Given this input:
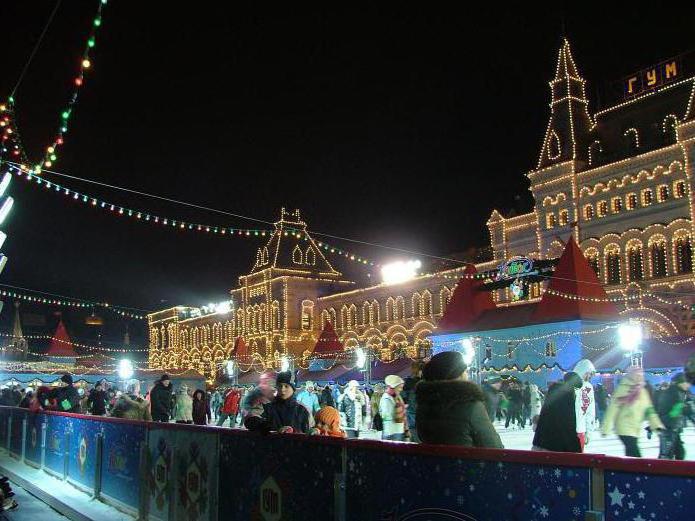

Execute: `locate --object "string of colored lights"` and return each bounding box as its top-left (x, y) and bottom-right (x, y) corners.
top-left (0, 284), bottom-right (148, 320)
top-left (0, 331), bottom-right (148, 354)
top-left (1, 0), bottom-right (108, 173)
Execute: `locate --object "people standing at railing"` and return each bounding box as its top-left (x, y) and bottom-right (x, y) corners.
top-left (217, 386), bottom-right (241, 427)
top-left (416, 351), bottom-right (503, 448)
top-left (87, 382), bottom-right (108, 416)
top-left (656, 373), bottom-right (691, 460)
top-left (573, 359), bottom-right (597, 451)
top-left (245, 371), bottom-right (310, 434)
top-left (296, 381), bottom-right (321, 417)
top-left (48, 374), bottom-right (81, 413)
top-left (310, 406), bottom-right (346, 437)
top-left (601, 366), bottom-right (664, 458)
top-left (380, 375), bottom-right (408, 441)
top-left (111, 383), bottom-right (151, 421)
top-left (150, 374), bottom-right (173, 422)
top-left (533, 372), bottom-right (583, 453)
top-left (320, 384), bottom-right (335, 408)
top-left (192, 389), bottom-right (211, 425)
top-left (339, 380), bottom-right (368, 439)
top-left (173, 385), bottom-right (193, 424)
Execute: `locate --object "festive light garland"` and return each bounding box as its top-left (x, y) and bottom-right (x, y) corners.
top-left (0, 284), bottom-right (147, 320)
top-left (0, 332), bottom-right (148, 354)
top-left (1, 0), bottom-right (108, 173)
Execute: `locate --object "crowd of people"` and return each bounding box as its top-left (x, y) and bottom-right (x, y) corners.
top-left (1, 355), bottom-right (693, 459)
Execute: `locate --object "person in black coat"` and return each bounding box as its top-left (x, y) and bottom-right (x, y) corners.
top-left (150, 374), bottom-right (173, 422)
top-left (245, 371), bottom-right (309, 434)
top-left (87, 382), bottom-right (108, 416)
top-left (533, 372), bottom-right (583, 453)
top-left (49, 374), bottom-right (81, 413)
top-left (657, 373), bottom-right (691, 459)
top-left (320, 385), bottom-right (335, 408)
top-left (192, 389), bottom-right (211, 426)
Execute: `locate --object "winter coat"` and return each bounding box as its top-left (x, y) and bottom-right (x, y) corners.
top-left (602, 385), bottom-right (663, 438)
top-left (173, 391), bottom-right (193, 422)
top-left (528, 385), bottom-right (543, 419)
top-left (150, 382), bottom-right (173, 421)
top-left (595, 385), bottom-right (608, 412)
top-left (221, 389), bottom-right (241, 415)
top-left (482, 384), bottom-right (501, 421)
top-left (87, 389), bottom-right (108, 415)
top-left (320, 388), bottom-right (335, 408)
top-left (111, 395), bottom-right (152, 421)
top-left (370, 391), bottom-right (384, 419)
top-left (192, 391), bottom-right (211, 425)
top-left (575, 381), bottom-right (595, 434)
top-left (379, 392), bottom-right (406, 437)
top-left (402, 377), bottom-right (420, 429)
top-left (533, 382), bottom-right (581, 453)
top-left (296, 390), bottom-right (321, 416)
top-left (657, 384), bottom-right (689, 431)
top-left (416, 380), bottom-right (503, 448)
top-left (247, 397), bottom-right (310, 434)
top-left (339, 391), bottom-right (367, 431)
top-left (49, 385), bottom-right (81, 413)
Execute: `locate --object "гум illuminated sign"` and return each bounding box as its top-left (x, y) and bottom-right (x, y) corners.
top-left (495, 256), bottom-right (534, 281)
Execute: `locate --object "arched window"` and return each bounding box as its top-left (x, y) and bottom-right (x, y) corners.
top-left (361, 302), bottom-right (370, 326)
top-left (626, 193), bottom-right (638, 210)
top-left (262, 247), bottom-right (269, 264)
top-left (586, 248), bottom-right (600, 277)
top-left (412, 293), bottom-right (422, 316)
top-left (329, 308), bottom-right (337, 326)
top-left (292, 245), bottom-right (303, 264)
top-left (650, 240), bottom-right (667, 278)
top-left (305, 247), bottom-right (316, 265)
top-left (340, 306), bottom-right (349, 329)
top-left (611, 197), bottom-right (622, 213)
top-left (597, 201), bottom-right (608, 217)
top-left (657, 185), bottom-right (669, 202)
top-left (624, 128), bottom-right (639, 152)
top-left (371, 300), bottom-right (380, 324)
top-left (440, 288), bottom-right (452, 314)
top-left (548, 131), bottom-right (561, 159)
top-left (321, 310), bottom-right (330, 329)
top-left (273, 301), bottom-right (280, 330)
top-left (559, 209), bottom-right (569, 226)
top-left (675, 235), bottom-right (693, 274)
top-left (301, 300), bottom-right (313, 331)
top-left (663, 115), bottom-right (678, 144)
top-left (605, 246), bottom-right (622, 284)
top-left (259, 304), bottom-right (266, 332)
top-left (642, 189), bottom-right (653, 206)
top-left (386, 297), bottom-right (395, 322)
top-left (422, 291), bottom-right (432, 317)
top-left (626, 242), bottom-right (644, 281)
top-left (395, 296), bottom-right (405, 320)
top-left (349, 304), bottom-right (357, 327)
top-left (588, 141), bottom-right (602, 166)
top-left (546, 213), bottom-right (556, 229)
top-left (583, 205), bottom-right (594, 221)
top-left (674, 181), bottom-right (687, 199)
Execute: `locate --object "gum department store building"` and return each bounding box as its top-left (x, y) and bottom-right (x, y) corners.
top-left (148, 40), bottom-right (695, 380)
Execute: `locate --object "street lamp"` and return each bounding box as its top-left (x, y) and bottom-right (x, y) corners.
top-left (618, 321), bottom-right (643, 367)
top-left (118, 359), bottom-right (134, 380)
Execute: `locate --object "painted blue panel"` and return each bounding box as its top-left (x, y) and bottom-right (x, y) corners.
top-left (0, 408), bottom-right (8, 448)
top-left (100, 421), bottom-right (146, 510)
top-left (9, 409), bottom-right (26, 457)
top-left (146, 429), bottom-right (175, 521)
top-left (24, 413), bottom-right (45, 466)
top-left (346, 448), bottom-right (592, 521)
top-left (172, 429), bottom-right (218, 521)
top-left (44, 414), bottom-right (69, 476)
top-left (604, 470), bottom-right (695, 521)
top-left (218, 433), bottom-right (341, 520)
top-left (66, 418), bottom-right (99, 491)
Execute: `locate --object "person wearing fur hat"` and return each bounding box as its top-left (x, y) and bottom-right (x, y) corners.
top-left (245, 371), bottom-right (310, 434)
top-left (338, 380), bottom-right (367, 438)
top-left (48, 374), bottom-right (81, 413)
top-left (173, 385), bottom-right (193, 424)
top-left (150, 374), bottom-right (173, 422)
top-left (311, 406), bottom-right (346, 437)
top-left (601, 366), bottom-right (664, 457)
top-left (416, 352), bottom-right (502, 448)
top-left (379, 375), bottom-right (408, 441)
top-left (572, 359), bottom-right (597, 450)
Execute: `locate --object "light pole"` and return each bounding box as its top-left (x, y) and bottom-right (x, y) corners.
top-left (618, 321), bottom-right (643, 368)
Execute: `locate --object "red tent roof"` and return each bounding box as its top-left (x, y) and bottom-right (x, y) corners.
top-left (312, 322), bottom-right (344, 356)
top-left (46, 320), bottom-right (78, 357)
top-left (233, 337), bottom-right (248, 359)
top-left (531, 235), bottom-right (618, 322)
top-left (437, 265), bottom-right (496, 333)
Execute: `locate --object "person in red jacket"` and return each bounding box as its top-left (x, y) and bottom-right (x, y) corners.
top-left (217, 387), bottom-right (241, 427)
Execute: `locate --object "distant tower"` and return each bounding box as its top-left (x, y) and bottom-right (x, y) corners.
top-left (10, 302), bottom-right (27, 360)
top-left (124, 324), bottom-right (131, 346)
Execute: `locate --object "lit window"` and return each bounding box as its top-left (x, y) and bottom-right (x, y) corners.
top-left (611, 197), bottom-right (622, 213)
top-left (650, 242), bottom-right (667, 278)
top-left (658, 185), bottom-right (669, 202)
top-left (642, 189), bottom-right (653, 206)
top-left (584, 205), bottom-right (594, 221)
top-left (597, 201), bottom-right (608, 217)
top-left (626, 193), bottom-right (638, 210)
top-left (546, 213), bottom-right (556, 229)
top-left (605, 248), bottom-right (621, 284)
top-left (627, 245), bottom-right (644, 281)
top-left (675, 181), bottom-right (686, 198)
top-left (675, 236), bottom-right (693, 274)
top-left (559, 209), bottom-right (569, 226)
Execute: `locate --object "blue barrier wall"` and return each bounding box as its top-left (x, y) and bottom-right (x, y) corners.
top-left (0, 407), bottom-right (694, 520)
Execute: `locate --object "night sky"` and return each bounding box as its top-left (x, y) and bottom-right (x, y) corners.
top-left (1, 2), bottom-right (694, 348)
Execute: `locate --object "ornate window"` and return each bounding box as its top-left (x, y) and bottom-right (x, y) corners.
top-left (649, 240), bottom-right (667, 278)
top-left (386, 297), bottom-right (395, 322)
top-left (529, 282), bottom-right (542, 299)
top-left (321, 310), bottom-right (330, 329)
top-left (588, 141), bottom-right (602, 165)
top-left (546, 213), bottom-right (556, 229)
top-left (305, 247), bottom-right (316, 265)
top-left (548, 131), bottom-right (561, 159)
top-left (597, 201), bottom-right (608, 217)
top-left (412, 293), bottom-right (422, 317)
top-left (611, 197), bottom-right (622, 213)
top-left (292, 245), bottom-right (303, 264)
top-left (439, 288), bottom-right (452, 314)
top-left (675, 181), bottom-right (687, 199)
top-left (422, 291), bottom-right (432, 317)
top-left (395, 296), bottom-right (405, 320)
top-left (371, 300), bottom-right (380, 324)
top-left (657, 185), bottom-right (670, 202)
top-left (624, 128), bottom-right (639, 152)
top-left (642, 189), bottom-right (653, 206)
top-left (586, 248), bottom-right (600, 277)
top-left (348, 304), bottom-right (357, 328)
top-left (626, 193), bottom-right (638, 210)
top-left (675, 234), bottom-right (693, 274)
top-left (301, 300), bottom-right (313, 331)
top-left (626, 242), bottom-right (644, 281)
top-left (361, 302), bottom-right (370, 326)
top-left (605, 245), bottom-right (622, 284)
top-left (559, 209), bottom-right (569, 226)
top-left (663, 115), bottom-right (678, 144)
top-left (329, 308), bottom-right (337, 326)
top-left (583, 205), bottom-right (594, 221)
top-left (340, 306), bottom-right (349, 330)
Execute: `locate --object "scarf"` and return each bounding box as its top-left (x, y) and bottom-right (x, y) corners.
top-left (386, 387), bottom-right (406, 424)
top-left (616, 367), bottom-right (644, 406)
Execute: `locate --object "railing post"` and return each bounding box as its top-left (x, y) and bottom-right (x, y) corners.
top-left (94, 432), bottom-right (103, 499)
top-left (20, 416), bottom-right (27, 463)
top-left (63, 430), bottom-right (70, 480)
top-left (585, 464), bottom-right (605, 521)
top-left (40, 417), bottom-right (47, 470)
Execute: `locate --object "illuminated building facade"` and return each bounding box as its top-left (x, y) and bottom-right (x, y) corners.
top-left (487, 40), bottom-right (695, 337)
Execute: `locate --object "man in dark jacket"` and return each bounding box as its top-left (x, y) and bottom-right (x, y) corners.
top-left (402, 363), bottom-right (423, 443)
top-left (49, 374), bottom-right (81, 413)
top-left (245, 371), bottom-right (309, 434)
top-left (416, 351), bottom-right (503, 448)
top-left (533, 373), bottom-right (583, 453)
top-left (482, 377), bottom-right (502, 423)
top-left (657, 373), bottom-right (691, 460)
top-left (150, 374), bottom-right (173, 422)
top-left (87, 382), bottom-right (108, 416)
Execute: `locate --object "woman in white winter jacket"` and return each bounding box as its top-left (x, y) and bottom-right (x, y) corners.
top-left (173, 385), bottom-right (193, 424)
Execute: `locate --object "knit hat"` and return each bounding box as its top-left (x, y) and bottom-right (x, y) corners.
top-left (60, 374), bottom-right (73, 385)
top-left (422, 351), bottom-right (467, 381)
top-left (305, 380), bottom-right (315, 391)
top-left (276, 371), bottom-right (295, 390)
top-left (573, 359), bottom-right (596, 379)
top-left (672, 372), bottom-right (687, 384)
top-left (384, 375), bottom-right (404, 388)
top-left (347, 380), bottom-right (359, 389)
top-left (315, 406), bottom-right (341, 431)
top-left (160, 374), bottom-right (170, 382)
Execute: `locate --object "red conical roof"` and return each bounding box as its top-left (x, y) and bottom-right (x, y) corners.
top-left (437, 265), bottom-right (497, 333)
top-left (233, 336), bottom-right (248, 359)
top-left (46, 320), bottom-right (78, 357)
top-left (532, 235), bottom-right (618, 322)
top-left (312, 321), bottom-right (344, 356)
